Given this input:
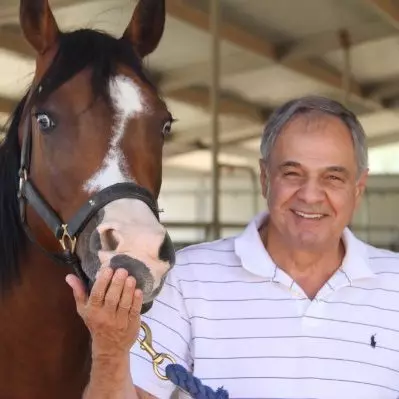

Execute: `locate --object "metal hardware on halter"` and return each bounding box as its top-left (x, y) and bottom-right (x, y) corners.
top-left (58, 224), bottom-right (77, 254)
top-left (138, 321), bottom-right (176, 380)
top-left (18, 168), bottom-right (27, 195)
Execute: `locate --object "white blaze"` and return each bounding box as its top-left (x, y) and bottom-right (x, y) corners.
top-left (84, 74), bottom-right (144, 192)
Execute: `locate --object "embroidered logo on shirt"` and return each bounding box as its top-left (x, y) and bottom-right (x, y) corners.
top-left (370, 334), bottom-right (377, 348)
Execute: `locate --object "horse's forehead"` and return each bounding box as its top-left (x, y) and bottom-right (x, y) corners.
top-left (112, 64), bottom-right (164, 110)
top-left (109, 76), bottom-right (143, 114)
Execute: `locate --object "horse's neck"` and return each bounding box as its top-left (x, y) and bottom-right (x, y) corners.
top-left (4, 241), bottom-right (88, 335)
top-left (0, 241), bottom-right (92, 398)
top-left (19, 240), bottom-right (76, 297)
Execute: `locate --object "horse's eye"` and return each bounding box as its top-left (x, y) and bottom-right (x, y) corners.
top-left (35, 113), bottom-right (55, 132)
top-left (162, 120), bottom-right (172, 137)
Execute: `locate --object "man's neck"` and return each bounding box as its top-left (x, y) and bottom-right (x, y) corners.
top-left (259, 221), bottom-right (345, 299)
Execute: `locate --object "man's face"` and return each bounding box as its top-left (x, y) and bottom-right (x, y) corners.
top-left (260, 113), bottom-right (368, 251)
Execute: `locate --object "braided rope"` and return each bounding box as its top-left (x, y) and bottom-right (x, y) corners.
top-left (165, 364), bottom-right (229, 399)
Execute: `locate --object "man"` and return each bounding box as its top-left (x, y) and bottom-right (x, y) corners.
top-left (67, 96), bottom-right (399, 398)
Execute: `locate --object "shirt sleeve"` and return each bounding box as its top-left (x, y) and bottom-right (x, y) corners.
top-left (129, 265), bottom-right (192, 398)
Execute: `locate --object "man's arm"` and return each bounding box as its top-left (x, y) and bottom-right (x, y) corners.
top-left (66, 261), bottom-right (191, 398)
top-left (66, 267), bottom-right (149, 399)
top-left (82, 363), bottom-right (155, 399)
top-left (135, 385), bottom-right (156, 399)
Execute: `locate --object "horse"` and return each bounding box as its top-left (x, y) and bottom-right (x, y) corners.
top-left (0, 0), bottom-right (176, 397)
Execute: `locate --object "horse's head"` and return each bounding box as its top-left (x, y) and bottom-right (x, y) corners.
top-left (17, 0), bottom-right (175, 309)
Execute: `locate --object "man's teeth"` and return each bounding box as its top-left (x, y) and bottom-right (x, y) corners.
top-left (294, 211), bottom-right (324, 219)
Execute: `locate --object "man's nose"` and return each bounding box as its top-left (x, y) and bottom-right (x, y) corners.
top-left (296, 179), bottom-right (326, 203)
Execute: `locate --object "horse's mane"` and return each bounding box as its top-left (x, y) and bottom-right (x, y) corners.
top-left (0, 28), bottom-right (156, 292)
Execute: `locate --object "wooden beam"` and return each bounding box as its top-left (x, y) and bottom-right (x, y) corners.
top-left (160, 53), bottom-right (269, 93)
top-left (168, 118), bottom-right (257, 145)
top-left (164, 141), bottom-right (260, 160)
top-left (366, 0), bottom-right (399, 30)
top-left (367, 131), bottom-right (399, 147)
top-left (278, 21), bottom-right (395, 62)
top-left (168, 86), bottom-right (269, 124)
top-left (165, 125), bottom-right (263, 159)
top-left (0, 25), bottom-right (34, 58)
top-left (364, 77), bottom-right (399, 101)
top-left (166, 0), bottom-right (276, 60)
top-left (0, 0), bottom-right (106, 24)
top-left (0, 96), bottom-right (17, 114)
top-left (166, 0), bottom-right (382, 112)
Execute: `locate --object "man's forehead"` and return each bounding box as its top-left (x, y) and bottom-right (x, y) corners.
top-left (275, 118), bottom-right (355, 152)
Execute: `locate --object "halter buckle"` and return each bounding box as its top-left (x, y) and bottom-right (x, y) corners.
top-left (18, 168), bottom-right (27, 198)
top-left (59, 224), bottom-right (77, 254)
top-left (138, 321), bottom-right (176, 380)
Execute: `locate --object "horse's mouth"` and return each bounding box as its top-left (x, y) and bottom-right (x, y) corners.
top-left (82, 253), bottom-right (165, 310)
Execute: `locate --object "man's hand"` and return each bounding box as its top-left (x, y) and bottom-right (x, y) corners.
top-left (65, 266), bottom-right (143, 357)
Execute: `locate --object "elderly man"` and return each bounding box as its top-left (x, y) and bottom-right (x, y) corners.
top-left (67, 95), bottom-right (399, 398)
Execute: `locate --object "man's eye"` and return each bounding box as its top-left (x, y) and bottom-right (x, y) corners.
top-left (327, 175), bottom-right (342, 181)
top-left (284, 171), bottom-right (299, 176)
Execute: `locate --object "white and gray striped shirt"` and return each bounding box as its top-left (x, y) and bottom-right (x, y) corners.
top-left (130, 212), bottom-right (399, 399)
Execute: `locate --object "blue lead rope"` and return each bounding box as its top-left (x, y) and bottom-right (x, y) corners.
top-left (166, 364), bottom-right (229, 399)
top-left (138, 321), bottom-right (230, 399)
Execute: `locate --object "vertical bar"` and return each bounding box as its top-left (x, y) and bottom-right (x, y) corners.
top-left (210, 0), bottom-right (221, 239)
top-left (339, 29), bottom-right (351, 106)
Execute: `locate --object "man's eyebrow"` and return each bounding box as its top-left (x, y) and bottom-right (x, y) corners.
top-left (278, 161), bottom-right (301, 169)
top-left (325, 166), bottom-right (350, 176)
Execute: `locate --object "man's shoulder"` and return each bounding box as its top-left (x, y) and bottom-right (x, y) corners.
top-left (175, 236), bottom-right (237, 263)
top-left (166, 236), bottom-right (243, 283)
top-left (364, 241), bottom-right (399, 271)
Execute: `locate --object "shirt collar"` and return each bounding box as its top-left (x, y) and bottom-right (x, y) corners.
top-left (233, 211), bottom-right (375, 282)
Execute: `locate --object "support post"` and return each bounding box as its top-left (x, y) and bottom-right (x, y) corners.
top-left (210, 0), bottom-right (221, 239)
top-left (339, 29), bottom-right (351, 106)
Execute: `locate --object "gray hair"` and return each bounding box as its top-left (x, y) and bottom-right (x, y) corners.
top-left (260, 96), bottom-right (368, 176)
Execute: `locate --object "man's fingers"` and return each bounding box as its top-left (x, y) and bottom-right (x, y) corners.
top-left (104, 268), bottom-right (128, 311)
top-left (129, 289), bottom-right (143, 321)
top-left (118, 276), bottom-right (136, 314)
top-left (65, 274), bottom-right (88, 311)
top-left (88, 266), bottom-right (113, 307)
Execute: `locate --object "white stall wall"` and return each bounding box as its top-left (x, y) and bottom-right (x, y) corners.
top-left (352, 175), bottom-right (399, 249)
top-left (159, 171), bottom-right (399, 250)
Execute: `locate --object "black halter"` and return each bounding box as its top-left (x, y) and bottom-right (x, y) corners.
top-left (17, 85), bottom-right (161, 312)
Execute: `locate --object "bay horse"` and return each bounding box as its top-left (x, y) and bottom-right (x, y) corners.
top-left (0, 0), bottom-right (176, 398)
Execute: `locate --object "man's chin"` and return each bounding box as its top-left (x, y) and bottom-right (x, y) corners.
top-left (292, 231), bottom-right (333, 250)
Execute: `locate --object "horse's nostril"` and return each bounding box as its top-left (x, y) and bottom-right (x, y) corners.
top-left (101, 229), bottom-right (119, 252)
top-left (89, 229), bottom-right (101, 253)
top-left (158, 232), bottom-right (175, 264)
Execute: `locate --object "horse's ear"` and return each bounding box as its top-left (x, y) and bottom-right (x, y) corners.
top-left (20, 0), bottom-right (60, 55)
top-left (122, 0), bottom-right (165, 58)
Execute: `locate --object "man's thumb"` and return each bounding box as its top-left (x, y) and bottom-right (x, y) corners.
top-left (65, 274), bottom-right (88, 310)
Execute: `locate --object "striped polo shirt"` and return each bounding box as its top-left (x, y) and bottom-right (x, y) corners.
top-left (130, 212), bottom-right (399, 399)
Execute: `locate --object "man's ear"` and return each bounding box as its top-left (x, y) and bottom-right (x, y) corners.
top-left (355, 168), bottom-right (369, 208)
top-left (259, 159), bottom-right (269, 199)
